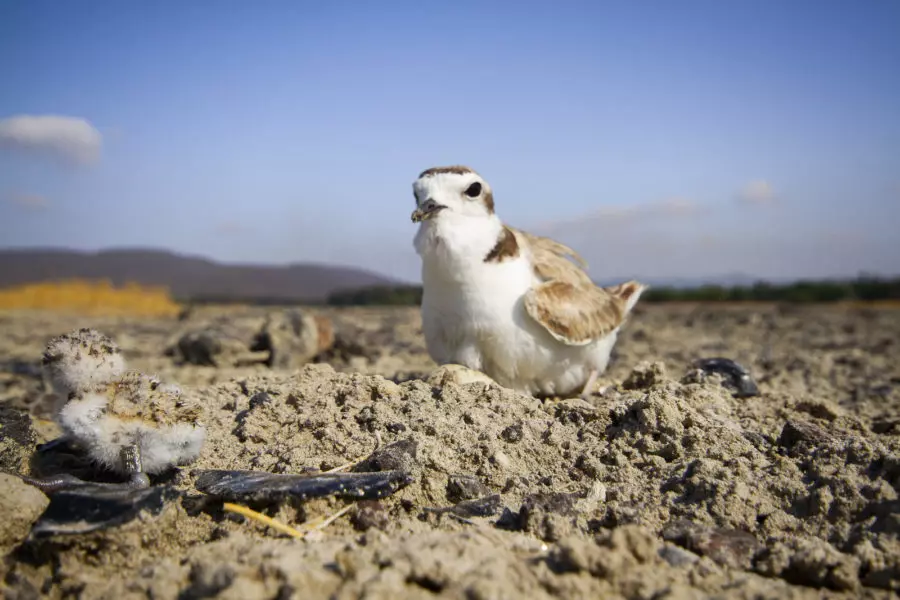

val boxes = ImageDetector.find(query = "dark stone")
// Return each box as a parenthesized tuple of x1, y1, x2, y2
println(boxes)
(518, 492, 581, 542)
(778, 420, 834, 451)
(248, 392, 273, 410)
(352, 439, 418, 474)
(500, 423, 524, 443)
(175, 330, 222, 366)
(0, 406, 37, 473)
(446, 494, 501, 518)
(386, 422, 407, 434)
(662, 519, 760, 569)
(689, 357, 760, 398)
(658, 544, 701, 567)
(351, 500, 389, 531)
(446, 474, 490, 503)
(424, 494, 502, 520)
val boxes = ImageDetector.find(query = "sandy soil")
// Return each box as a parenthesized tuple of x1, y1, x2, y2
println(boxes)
(0, 303, 898, 599)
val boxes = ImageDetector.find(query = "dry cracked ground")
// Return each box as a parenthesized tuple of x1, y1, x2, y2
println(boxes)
(0, 303, 899, 599)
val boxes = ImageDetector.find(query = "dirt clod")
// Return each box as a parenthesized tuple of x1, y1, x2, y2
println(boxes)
(0, 474, 48, 549)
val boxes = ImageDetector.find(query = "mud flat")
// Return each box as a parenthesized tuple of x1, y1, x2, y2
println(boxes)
(1, 303, 898, 599)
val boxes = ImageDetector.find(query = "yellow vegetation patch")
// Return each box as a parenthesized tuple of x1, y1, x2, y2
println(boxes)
(0, 279, 183, 317)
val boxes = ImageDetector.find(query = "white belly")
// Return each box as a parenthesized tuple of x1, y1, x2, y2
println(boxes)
(420, 256, 617, 397)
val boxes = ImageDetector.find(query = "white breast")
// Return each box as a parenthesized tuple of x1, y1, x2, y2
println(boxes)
(415, 216, 620, 397)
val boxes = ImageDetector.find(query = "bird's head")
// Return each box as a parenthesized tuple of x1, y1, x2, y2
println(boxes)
(411, 166, 495, 223)
(42, 328, 126, 397)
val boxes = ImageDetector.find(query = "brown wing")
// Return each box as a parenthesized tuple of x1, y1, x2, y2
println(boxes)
(107, 371, 203, 426)
(509, 227, 593, 285)
(511, 228, 588, 268)
(513, 227, 646, 345)
(524, 280, 645, 345)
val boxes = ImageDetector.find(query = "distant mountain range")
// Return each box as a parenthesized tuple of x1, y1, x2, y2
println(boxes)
(1, 247, 875, 304)
(0, 248, 400, 303)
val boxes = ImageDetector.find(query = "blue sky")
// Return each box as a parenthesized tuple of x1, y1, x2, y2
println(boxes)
(1, 0, 898, 283)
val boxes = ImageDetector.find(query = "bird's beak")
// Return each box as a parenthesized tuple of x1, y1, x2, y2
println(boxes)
(411, 200, 446, 223)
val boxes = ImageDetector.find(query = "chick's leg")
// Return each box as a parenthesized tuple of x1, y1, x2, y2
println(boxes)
(19, 444, 151, 494)
(119, 444, 151, 489)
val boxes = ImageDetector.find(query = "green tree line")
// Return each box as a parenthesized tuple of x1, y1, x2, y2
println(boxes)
(325, 276, 900, 306)
(326, 285, 424, 306)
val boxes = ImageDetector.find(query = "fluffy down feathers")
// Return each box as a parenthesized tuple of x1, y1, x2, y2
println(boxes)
(42, 328, 126, 397)
(57, 371, 206, 475)
(43, 329, 206, 475)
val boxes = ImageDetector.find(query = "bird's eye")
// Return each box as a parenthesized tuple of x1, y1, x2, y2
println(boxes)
(464, 182, 482, 198)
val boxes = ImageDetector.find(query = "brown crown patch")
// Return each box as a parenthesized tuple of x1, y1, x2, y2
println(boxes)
(484, 226, 520, 263)
(418, 165, 474, 179)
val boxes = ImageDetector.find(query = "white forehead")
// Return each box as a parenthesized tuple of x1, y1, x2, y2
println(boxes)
(413, 171, 484, 197)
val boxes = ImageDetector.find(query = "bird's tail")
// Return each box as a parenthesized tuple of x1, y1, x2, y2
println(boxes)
(605, 280, 648, 314)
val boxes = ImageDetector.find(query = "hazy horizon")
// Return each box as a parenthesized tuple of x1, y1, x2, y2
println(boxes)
(2, 0, 898, 283)
(2, 244, 896, 289)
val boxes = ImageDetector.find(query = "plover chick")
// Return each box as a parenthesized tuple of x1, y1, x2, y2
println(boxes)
(411, 165, 646, 399)
(26, 330, 206, 493)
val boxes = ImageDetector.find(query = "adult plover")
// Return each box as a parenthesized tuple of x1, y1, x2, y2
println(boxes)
(411, 165, 646, 399)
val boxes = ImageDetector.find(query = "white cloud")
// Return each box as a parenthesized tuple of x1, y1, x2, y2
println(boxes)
(0, 114, 102, 165)
(537, 197, 701, 234)
(738, 179, 776, 205)
(656, 197, 700, 216)
(520, 226, 895, 282)
(7, 192, 49, 210)
(213, 221, 252, 235)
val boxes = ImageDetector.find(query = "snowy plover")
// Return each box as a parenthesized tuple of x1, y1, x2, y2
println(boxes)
(411, 165, 645, 398)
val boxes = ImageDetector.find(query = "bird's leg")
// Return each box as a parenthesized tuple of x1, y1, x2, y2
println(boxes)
(119, 444, 151, 489)
(579, 369, 600, 401)
(19, 444, 151, 494)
